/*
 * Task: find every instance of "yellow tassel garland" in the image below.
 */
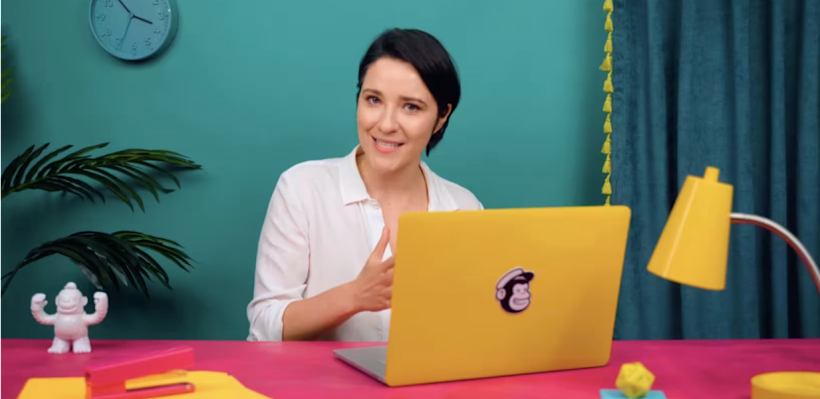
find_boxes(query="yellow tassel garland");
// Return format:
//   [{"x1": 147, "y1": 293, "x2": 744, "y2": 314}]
[{"x1": 600, "y1": 0, "x2": 614, "y2": 206}]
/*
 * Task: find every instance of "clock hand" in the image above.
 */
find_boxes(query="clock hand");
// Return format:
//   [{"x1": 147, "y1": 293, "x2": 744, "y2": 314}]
[
  {"x1": 117, "y1": 16, "x2": 133, "y2": 50},
  {"x1": 133, "y1": 15, "x2": 153, "y2": 24},
  {"x1": 117, "y1": 0, "x2": 131, "y2": 14}
]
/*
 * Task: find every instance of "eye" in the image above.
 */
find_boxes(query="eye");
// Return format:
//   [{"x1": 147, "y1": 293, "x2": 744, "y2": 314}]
[
  {"x1": 404, "y1": 103, "x2": 419, "y2": 112},
  {"x1": 366, "y1": 96, "x2": 380, "y2": 105}
]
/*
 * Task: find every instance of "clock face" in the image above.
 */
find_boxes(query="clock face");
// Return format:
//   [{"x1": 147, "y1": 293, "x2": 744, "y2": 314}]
[{"x1": 89, "y1": 0, "x2": 178, "y2": 61}]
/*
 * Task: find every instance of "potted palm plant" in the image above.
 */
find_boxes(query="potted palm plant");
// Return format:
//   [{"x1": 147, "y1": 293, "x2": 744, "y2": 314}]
[{"x1": 1, "y1": 35, "x2": 200, "y2": 298}]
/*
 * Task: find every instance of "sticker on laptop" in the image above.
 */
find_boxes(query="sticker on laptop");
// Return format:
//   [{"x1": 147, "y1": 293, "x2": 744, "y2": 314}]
[{"x1": 495, "y1": 267, "x2": 535, "y2": 314}]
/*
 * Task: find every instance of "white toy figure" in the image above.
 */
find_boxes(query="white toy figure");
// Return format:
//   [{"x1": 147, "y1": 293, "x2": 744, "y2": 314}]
[{"x1": 31, "y1": 282, "x2": 108, "y2": 354}]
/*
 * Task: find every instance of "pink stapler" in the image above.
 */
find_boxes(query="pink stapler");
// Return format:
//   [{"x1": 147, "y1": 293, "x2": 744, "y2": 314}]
[{"x1": 84, "y1": 346, "x2": 196, "y2": 399}]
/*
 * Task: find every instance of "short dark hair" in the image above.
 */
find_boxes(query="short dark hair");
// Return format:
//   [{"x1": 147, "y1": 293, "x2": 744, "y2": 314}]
[{"x1": 356, "y1": 28, "x2": 461, "y2": 156}]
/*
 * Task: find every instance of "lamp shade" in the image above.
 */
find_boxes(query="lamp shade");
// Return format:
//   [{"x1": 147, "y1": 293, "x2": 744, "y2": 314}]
[{"x1": 647, "y1": 167, "x2": 734, "y2": 290}]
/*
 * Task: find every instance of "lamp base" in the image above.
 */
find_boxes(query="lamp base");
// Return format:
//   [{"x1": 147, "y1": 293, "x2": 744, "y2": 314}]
[{"x1": 751, "y1": 371, "x2": 820, "y2": 399}]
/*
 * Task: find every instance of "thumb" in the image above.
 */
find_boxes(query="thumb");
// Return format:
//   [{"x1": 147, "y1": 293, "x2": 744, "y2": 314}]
[{"x1": 372, "y1": 227, "x2": 390, "y2": 259}]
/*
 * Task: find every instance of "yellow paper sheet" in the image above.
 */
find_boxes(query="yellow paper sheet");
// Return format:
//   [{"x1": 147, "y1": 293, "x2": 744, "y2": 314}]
[{"x1": 17, "y1": 371, "x2": 273, "y2": 399}]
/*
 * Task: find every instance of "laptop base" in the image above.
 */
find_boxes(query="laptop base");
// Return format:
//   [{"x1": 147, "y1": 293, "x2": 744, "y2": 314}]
[{"x1": 334, "y1": 346, "x2": 388, "y2": 383}]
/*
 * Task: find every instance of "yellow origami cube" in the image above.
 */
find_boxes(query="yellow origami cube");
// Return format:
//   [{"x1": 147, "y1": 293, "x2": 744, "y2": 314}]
[{"x1": 616, "y1": 362, "x2": 656, "y2": 398}]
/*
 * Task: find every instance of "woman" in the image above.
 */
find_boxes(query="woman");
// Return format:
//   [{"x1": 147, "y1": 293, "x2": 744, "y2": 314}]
[{"x1": 246, "y1": 28, "x2": 483, "y2": 342}]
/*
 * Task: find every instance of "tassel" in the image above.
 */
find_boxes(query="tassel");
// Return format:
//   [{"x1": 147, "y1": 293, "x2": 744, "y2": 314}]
[
  {"x1": 604, "y1": 32, "x2": 612, "y2": 53},
  {"x1": 605, "y1": 12, "x2": 613, "y2": 31},
  {"x1": 605, "y1": 195, "x2": 611, "y2": 205},
  {"x1": 602, "y1": 176, "x2": 612, "y2": 195},
  {"x1": 601, "y1": 135, "x2": 611, "y2": 154},
  {"x1": 603, "y1": 0, "x2": 613, "y2": 12},
  {"x1": 602, "y1": 155, "x2": 611, "y2": 173},
  {"x1": 603, "y1": 94, "x2": 612, "y2": 113},
  {"x1": 603, "y1": 72, "x2": 614, "y2": 93},
  {"x1": 600, "y1": 53, "x2": 612, "y2": 71},
  {"x1": 604, "y1": 114, "x2": 612, "y2": 133}
]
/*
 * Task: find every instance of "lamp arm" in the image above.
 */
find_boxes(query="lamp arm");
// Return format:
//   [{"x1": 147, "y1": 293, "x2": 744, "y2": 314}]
[{"x1": 731, "y1": 213, "x2": 820, "y2": 297}]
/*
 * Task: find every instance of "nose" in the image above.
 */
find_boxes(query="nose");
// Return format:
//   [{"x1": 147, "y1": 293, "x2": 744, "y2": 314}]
[{"x1": 377, "y1": 107, "x2": 399, "y2": 134}]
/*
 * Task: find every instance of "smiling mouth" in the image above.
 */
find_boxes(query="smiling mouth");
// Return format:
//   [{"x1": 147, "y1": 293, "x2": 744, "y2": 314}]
[
  {"x1": 513, "y1": 298, "x2": 529, "y2": 305},
  {"x1": 373, "y1": 138, "x2": 403, "y2": 152}
]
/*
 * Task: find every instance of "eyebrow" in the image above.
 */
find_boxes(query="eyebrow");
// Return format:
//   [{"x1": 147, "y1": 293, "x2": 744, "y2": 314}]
[{"x1": 362, "y1": 88, "x2": 428, "y2": 107}]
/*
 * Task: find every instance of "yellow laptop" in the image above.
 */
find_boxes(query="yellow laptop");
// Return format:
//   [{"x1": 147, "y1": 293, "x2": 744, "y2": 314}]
[{"x1": 334, "y1": 205, "x2": 632, "y2": 387}]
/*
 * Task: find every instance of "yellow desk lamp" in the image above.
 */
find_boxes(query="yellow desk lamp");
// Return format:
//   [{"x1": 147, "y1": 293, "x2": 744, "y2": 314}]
[{"x1": 646, "y1": 166, "x2": 820, "y2": 399}]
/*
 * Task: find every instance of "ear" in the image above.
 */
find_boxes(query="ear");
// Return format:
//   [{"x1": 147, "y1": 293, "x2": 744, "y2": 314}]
[
  {"x1": 82, "y1": 296, "x2": 88, "y2": 306},
  {"x1": 434, "y1": 104, "x2": 453, "y2": 134},
  {"x1": 496, "y1": 289, "x2": 506, "y2": 301}
]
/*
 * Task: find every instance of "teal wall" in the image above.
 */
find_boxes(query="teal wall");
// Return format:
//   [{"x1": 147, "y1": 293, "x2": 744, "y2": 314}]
[
  {"x1": 0, "y1": 1, "x2": 5, "y2": 337},
  {"x1": 1, "y1": 0, "x2": 608, "y2": 340}
]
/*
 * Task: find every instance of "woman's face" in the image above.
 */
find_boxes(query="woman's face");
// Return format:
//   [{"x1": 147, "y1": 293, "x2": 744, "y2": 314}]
[{"x1": 356, "y1": 57, "x2": 450, "y2": 175}]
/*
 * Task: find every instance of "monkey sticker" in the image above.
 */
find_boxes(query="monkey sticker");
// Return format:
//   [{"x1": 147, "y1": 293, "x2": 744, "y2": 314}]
[{"x1": 495, "y1": 267, "x2": 535, "y2": 313}]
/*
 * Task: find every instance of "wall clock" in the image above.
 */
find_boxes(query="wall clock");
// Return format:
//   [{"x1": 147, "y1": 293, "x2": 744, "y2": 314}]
[{"x1": 89, "y1": 0, "x2": 178, "y2": 61}]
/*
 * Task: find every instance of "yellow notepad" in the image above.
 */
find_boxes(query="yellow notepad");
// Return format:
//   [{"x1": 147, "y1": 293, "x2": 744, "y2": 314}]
[{"x1": 17, "y1": 371, "x2": 273, "y2": 399}]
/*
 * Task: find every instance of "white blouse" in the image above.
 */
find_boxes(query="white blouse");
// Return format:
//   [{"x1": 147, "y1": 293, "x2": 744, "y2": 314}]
[{"x1": 246, "y1": 146, "x2": 484, "y2": 342}]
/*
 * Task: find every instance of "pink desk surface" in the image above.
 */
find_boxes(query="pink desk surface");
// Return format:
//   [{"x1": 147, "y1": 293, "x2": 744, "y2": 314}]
[{"x1": 3, "y1": 338, "x2": 819, "y2": 399}]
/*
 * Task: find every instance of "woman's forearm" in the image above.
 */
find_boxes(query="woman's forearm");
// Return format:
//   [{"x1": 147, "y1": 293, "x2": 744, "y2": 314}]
[{"x1": 282, "y1": 281, "x2": 360, "y2": 341}]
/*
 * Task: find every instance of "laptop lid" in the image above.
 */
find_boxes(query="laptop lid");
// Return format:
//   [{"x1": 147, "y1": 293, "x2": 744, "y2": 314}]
[{"x1": 384, "y1": 205, "x2": 632, "y2": 387}]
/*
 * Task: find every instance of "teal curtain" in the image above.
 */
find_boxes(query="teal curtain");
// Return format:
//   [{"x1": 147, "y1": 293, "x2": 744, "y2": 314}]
[{"x1": 611, "y1": 0, "x2": 820, "y2": 339}]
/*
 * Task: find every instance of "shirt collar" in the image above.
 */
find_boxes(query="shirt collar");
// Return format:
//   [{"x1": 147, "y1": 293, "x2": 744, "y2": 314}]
[{"x1": 338, "y1": 146, "x2": 459, "y2": 211}]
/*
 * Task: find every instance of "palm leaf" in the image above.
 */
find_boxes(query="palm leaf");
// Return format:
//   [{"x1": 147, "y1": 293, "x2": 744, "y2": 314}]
[
  {"x1": 0, "y1": 231, "x2": 194, "y2": 298},
  {"x1": 1, "y1": 35, "x2": 12, "y2": 104},
  {"x1": 0, "y1": 143, "x2": 201, "y2": 210}
]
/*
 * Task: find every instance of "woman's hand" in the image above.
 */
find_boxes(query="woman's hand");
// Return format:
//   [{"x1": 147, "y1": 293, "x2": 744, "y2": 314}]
[
  {"x1": 280, "y1": 227, "x2": 394, "y2": 340},
  {"x1": 351, "y1": 227, "x2": 395, "y2": 312}
]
